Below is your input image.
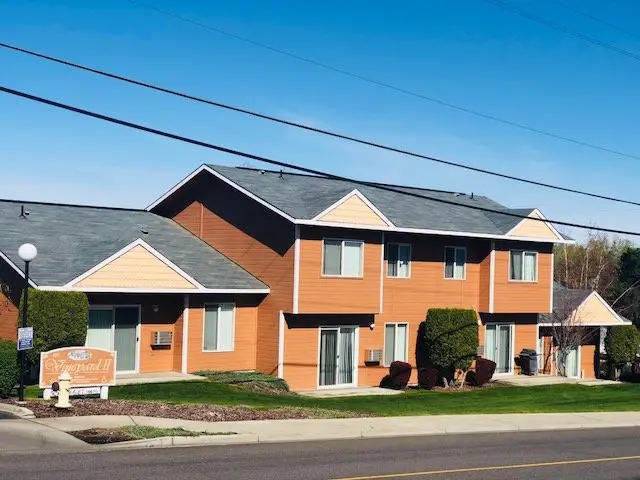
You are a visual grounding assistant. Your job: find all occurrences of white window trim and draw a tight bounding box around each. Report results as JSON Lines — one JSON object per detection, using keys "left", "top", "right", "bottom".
{"left": 484, "top": 322, "right": 515, "bottom": 376}
{"left": 316, "top": 326, "right": 359, "bottom": 390}
{"left": 444, "top": 246, "right": 467, "bottom": 280}
{"left": 202, "top": 302, "right": 236, "bottom": 353}
{"left": 508, "top": 250, "right": 539, "bottom": 283}
{"left": 383, "top": 322, "right": 409, "bottom": 366}
{"left": 386, "top": 243, "right": 412, "bottom": 279}
{"left": 321, "top": 238, "right": 365, "bottom": 278}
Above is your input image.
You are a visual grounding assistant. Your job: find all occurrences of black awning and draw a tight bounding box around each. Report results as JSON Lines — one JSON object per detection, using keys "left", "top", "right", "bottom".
{"left": 283, "top": 313, "right": 375, "bottom": 328}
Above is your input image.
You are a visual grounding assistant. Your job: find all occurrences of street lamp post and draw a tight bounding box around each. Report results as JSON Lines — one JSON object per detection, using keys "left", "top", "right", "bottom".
{"left": 17, "top": 243, "right": 37, "bottom": 402}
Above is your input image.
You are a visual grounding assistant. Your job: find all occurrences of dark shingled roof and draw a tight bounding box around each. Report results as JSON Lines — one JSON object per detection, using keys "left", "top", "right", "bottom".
{"left": 0, "top": 199, "right": 267, "bottom": 289}
{"left": 206, "top": 165, "right": 542, "bottom": 236}
{"left": 539, "top": 283, "right": 594, "bottom": 322}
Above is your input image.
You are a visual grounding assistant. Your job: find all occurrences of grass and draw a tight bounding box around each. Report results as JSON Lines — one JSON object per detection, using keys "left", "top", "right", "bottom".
{"left": 109, "top": 381, "right": 640, "bottom": 416}
{"left": 70, "top": 426, "right": 235, "bottom": 444}
{"left": 121, "top": 426, "right": 207, "bottom": 439}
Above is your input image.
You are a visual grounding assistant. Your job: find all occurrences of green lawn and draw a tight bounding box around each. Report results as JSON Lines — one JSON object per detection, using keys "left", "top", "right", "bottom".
{"left": 109, "top": 381, "right": 640, "bottom": 416}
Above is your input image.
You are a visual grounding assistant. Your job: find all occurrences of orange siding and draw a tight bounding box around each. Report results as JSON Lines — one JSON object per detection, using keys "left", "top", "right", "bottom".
{"left": 478, "top": 251, "right": 491, "bottom": 313}
{"left": 513, "top": 323, "right": 537, "bottom": 374}
{"left": 0, "top": 261, "right": 22, "bottom": 342}
{"left": 160, "top": 173, "right": 293, "bottom": 376}
{"left": 298, "top": 227, "right": 381, "bottom": 314}
{"left": 492, "top": 242, "right": 553, "bottom": 313}
{"left": 282, "top": 326, "right": 318, "bottom": 390}
{"left": 172, "top": 306, "right": 184, "bottom": 372}
{"left": 581, "top": 345, "right": 596, "bottom": 379}
{"left": 186, "top": 296, "right": 258, "bottom": 373}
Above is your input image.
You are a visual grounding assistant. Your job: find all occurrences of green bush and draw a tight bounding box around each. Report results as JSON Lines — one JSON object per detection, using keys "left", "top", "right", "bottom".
{"left": 0, "top": 340, "right": 19, "bottom": 397}
{"left": 605, "top": 326, "right": 640, "bottom": 379}
{"left": 19, "top": 289, "right": 89, "bottom": 364}
{"left": 424, "top": 308, "right": 479, "bottom": 385}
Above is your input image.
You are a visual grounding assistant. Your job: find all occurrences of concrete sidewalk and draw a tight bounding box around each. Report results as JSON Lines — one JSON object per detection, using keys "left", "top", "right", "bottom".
{"left": 0, "top": 419, "right": 87, "bottom": 453}
{"left": 31, "top": 411, "right": 640, "bottom": 447}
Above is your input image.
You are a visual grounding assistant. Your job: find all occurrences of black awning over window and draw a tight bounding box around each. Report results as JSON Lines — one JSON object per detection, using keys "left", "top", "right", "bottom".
{"left": 283, "top": 313, "right": 375, "bottom": 328}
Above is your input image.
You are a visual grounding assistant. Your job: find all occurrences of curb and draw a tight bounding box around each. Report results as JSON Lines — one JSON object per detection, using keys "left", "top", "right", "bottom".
{"left": 0, "top": 402, "right": 36, "bottom": 419}
{"left": 100, "top": 433, "right": 258, "bottom": 449}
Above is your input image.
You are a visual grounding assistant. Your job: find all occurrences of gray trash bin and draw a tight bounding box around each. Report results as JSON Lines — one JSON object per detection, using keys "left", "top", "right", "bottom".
{"left": 519, "top": 348, "right": 538, "bottom": 376}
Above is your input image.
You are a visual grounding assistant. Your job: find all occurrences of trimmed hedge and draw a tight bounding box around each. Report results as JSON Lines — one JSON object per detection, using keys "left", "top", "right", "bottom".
{"left": 379, "top": 361, "right": 412, "bottom": 390}
{"left": 194, "top": 370, "right": 289, "bottom": 391}
{"left": 417, "top": 365, "right": 439, "bottom": 389}
{"left": 467, "top": 357, "right": 496, "bottom": 387}
{"left": 0, "top": 340, "right": 19, "bottom": 397}
{"left": 424, "top": 308, "right": 479, "bottom": 379}
{"left": 19, "top": 289, "right": 89, "bottom": 364}
{"left": 605, "top": 326, "right": 640, "bottom": 374}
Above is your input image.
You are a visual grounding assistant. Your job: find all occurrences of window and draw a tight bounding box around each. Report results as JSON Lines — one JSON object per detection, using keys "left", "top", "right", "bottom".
{"left": 384, "top": 323, "right": 408, "bottom": 365}
{"left": 203, "top": 303, "right": 235, "bottom": 352}
{"left": 387, "top": 243, "right": 411, "bottom": 278}
{"left": 444, "top": 246, "right": 466, "bottom": 279}
{"left": 510, "top": 250, "right": 537, "bottom": 281}
{"left": 322, "top": 239, "right": 364, "bottom": 277}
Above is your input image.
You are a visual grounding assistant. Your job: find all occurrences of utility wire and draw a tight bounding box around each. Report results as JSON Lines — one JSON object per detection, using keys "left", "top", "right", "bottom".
{"left": 123, "top": 0, "right": 640, "bottom": 162}
{"left": 3, "top": 41, "right": 640, "bottom": 208}
{"left": 550, "top": 0, "right": 640, "bottom": 41}
{"left": 1, "top": 83, "right": 639, "bottom": 237}
{"left": 484, "top": 0, "right": 640, "bottom": 62}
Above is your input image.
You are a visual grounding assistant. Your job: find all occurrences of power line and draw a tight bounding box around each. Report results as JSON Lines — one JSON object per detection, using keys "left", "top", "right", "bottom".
{"left": 550, "top": 0, "right": 640, "bottom": 41}
{"left": 1, "top": 83, "right": 638, "bottom": 237}
{"left": 484, "top": 0, "right": 640, "bottom": 63}
{"left": 123, "top": 0, "right": 640, "bottom": 162}
{"left": 3, "top": 41, "right": 640, "bottom": 208}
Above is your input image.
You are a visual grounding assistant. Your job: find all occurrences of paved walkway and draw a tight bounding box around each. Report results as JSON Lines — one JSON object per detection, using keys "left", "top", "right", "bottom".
{"left": 0, "top": 419, "right": 86, "bottom": 452}
{"left": 299, "top": 387, "right": 404, "bottom": 397}
{"left": 495, "top": 375, "right": 619, "bottom": 387}
{"left": 115, "top": 372, "right": 205, "bottom": 386}
{"left": 31, "top": 412, "right": 640, "bottom": 446}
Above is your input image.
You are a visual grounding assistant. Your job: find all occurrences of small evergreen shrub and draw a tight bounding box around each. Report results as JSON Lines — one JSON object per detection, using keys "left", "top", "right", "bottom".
{"left": 379, "top": 361, "right": 412, "bottom": 390}
{"left": 605, "top": 326, "right": 640, "bottom": 380}
{"left": 417, "top": 365, "right": 439, "bottom": 389}
{"left": 19, "top": 290, "right": 89, "bottom": 364}
{"left": 0, "top": 340, "right": 18, "bottom": 397}
{"left": 467, "top": 357, "right": 496, "bottom": 386}
{"left": 424, "top": 308, "right": 479, "bottom": 385}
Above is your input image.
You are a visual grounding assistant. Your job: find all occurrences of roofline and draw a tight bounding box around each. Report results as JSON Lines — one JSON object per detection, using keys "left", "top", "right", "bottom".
{"left": 0, "top": 197, "right": 144, "bottom": 213}
{"left": 147, "top": 165, "right": 575, "bottom": 245}
{"left": 63, "top": 238, "right": 206, "bottom": 289}
{"left": 0, "top": 249, "right": 38, "bottom": 288}
{"left": 505, "top": 208, "right": 564, "bottom": 241}
{"left": 37, "top": 286, "right": 270, "bottom": 294}
{"left": 549, "top": 290, "right": 630, "bottom": 325}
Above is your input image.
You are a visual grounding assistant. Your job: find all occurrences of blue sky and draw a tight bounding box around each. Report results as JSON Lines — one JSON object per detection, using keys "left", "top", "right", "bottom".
{"left": 2, "top": 0, "right": 640, "bottom": 242}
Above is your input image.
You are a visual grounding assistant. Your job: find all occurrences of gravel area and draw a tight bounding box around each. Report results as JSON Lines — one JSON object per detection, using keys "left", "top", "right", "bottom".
{"left": 1, "top": 399, "right": 359, "bottom": 421}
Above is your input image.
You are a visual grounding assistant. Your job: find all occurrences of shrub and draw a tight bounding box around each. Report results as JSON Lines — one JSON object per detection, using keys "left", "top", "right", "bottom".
{"left": 415, "top": 322, "right": 428, "bottom": 368}
{"left": 194, "top": 370, "right": 289, "bottom": 391}
{"left": 424, "top": 308, "right": 479, "bottom": 386}
{"left": 417, "top": 365, "right": 439, "bottom": 389}
{"left": 0, "top": 340, "right": 19, "bottom": 397}
{"left": 605, "top": 326, "right": 640, "bottom": 380}
{"left": 467, "top": 357, "right": 496, "bottom": 386}
{"left": 379, "top": 361, "right": 412, "bottom": 390}
{"left": 20, "top": 290, "right": 89, "bottom": 364}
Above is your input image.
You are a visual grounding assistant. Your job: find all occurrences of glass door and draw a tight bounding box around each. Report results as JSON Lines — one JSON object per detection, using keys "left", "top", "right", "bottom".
{"left": 114, "top": 307, "right": 139, "bottom": 373}
{"left": 559, "top": 346, "right": 579, "bottom": 378}
{"left": 485, "top": 324, "right": 513, "bottom": 374}
{"left": 319, "top": 327, "right": 356, "bottom": 387}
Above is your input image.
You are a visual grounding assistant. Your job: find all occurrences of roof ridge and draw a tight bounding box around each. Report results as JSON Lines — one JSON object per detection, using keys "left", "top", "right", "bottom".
{"left": 0, "top": 197, "right": 145, "bottom": 213}
{"left": 210, "top": 163, "right": 482, "bottom": 198}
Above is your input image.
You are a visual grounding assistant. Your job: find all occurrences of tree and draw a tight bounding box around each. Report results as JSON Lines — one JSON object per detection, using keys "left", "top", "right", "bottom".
{"left": 610, "top": 248, "right": 640, "bottom": 325}
{"left": 423, "top": 308, "right": 478, "bottom": 388}
{"left": 545, "top": 286, "right": 597, "bottom": 377}
{"left": 554, "top": 231, "right": 628, "bottom": 304}
{"left": 19, "top": 289, "right": 89, "bottom": 365}
{"left": 605, "top": 326, "right": 640, "bottom": 380}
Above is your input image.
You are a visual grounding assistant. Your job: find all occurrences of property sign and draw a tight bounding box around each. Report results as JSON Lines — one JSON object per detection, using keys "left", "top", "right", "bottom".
{"left": 39, "top": 347, "right": 117, "bottom": 388}
{"left": 17, "top": 327, "right": 33, "bottom": 351}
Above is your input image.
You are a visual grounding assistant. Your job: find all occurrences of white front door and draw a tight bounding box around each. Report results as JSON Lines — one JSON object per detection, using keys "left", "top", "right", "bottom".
{"left": 319, "top": 327, "right": 357, "bottom": 387}
{"left": 485, "top": 324, "right": 513, "bottom": 374}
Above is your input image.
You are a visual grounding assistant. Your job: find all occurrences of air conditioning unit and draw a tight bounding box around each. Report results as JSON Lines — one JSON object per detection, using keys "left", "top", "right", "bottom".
{"left": 152, "top": 331, "right": 172, "bottom": 346}
{"left": 366, "top": 349, "right": 383, "bottom": 363}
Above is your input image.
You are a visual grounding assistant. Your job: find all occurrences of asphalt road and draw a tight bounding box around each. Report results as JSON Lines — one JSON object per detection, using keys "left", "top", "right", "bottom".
{"left": 1, "top": 427, "right": 639, "bottom": 479}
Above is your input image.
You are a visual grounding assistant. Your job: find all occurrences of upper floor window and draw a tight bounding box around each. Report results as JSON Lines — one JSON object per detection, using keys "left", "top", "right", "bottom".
{"left": 510, "top": 250, "right": 537, "bottom": 282}
{"left": 203, "top": 303, "right": 235, "bottom": 352}
{"left": 322, "top": 239, "right": 364, "bottom": 277}
{"left": 387, "top": 243, "right": 411, "bottom": 278}
{"left": 444, "top": 246, "right": 466, "bottom": 280}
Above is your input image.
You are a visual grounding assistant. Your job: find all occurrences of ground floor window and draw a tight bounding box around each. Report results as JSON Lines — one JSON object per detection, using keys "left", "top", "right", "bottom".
{"left": 384, "top": 323, "right": 408, "bottom": 365}
{"left": 484, "top": 323, "right": 513, "bottom": 374}
{"left": 203, "top": 303, "right": 235, "bottom": 352}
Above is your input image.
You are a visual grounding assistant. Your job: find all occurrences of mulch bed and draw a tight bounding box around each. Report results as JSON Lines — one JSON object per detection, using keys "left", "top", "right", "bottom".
{"left": 1, "top": 399, "right": 357, "bottom": 421}
{"left": 70, "top": 428, "right": 137, "bottom": 444}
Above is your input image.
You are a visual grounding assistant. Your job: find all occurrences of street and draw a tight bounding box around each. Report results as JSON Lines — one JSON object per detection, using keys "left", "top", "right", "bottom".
{"left": 0, "top": 427, "right": 639, "bottom": 479}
